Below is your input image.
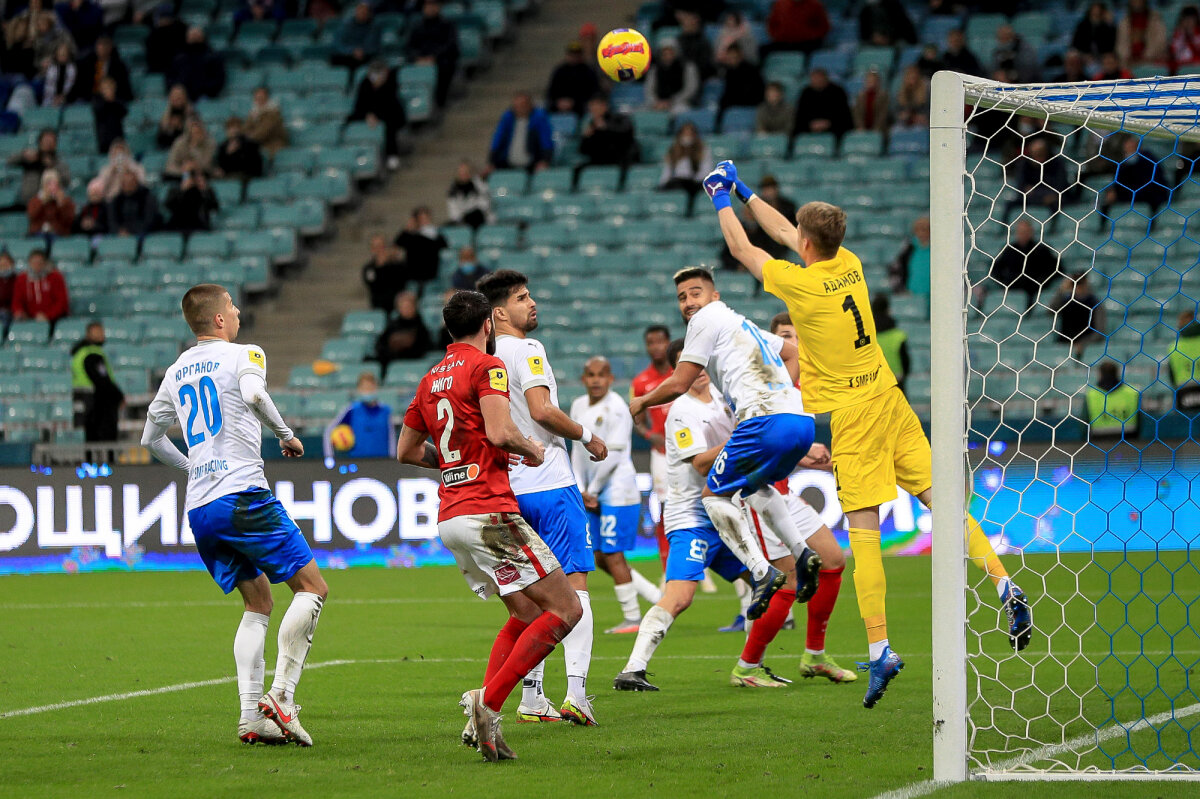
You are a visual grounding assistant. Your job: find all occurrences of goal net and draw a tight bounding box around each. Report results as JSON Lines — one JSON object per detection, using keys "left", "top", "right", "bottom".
{"left": 929, "top": 72, "right": 1200, "bottom": 782}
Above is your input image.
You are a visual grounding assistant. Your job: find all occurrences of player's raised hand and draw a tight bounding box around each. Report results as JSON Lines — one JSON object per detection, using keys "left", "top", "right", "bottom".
{"left": 717, "top": 159, "right": 755, "bottom": 202}
{"left": 702, "top": 165, "right": 734, "bottom": 211}
{"left": 281, "top": 436, "right": 304, "bottom": 458}
{"left": 585, "top": 434, "right": 608, "bottom": 462}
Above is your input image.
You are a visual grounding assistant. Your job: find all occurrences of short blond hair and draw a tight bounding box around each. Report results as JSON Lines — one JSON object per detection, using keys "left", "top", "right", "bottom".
{"left": 181, "top": 283, "right": 228, "bottom": 335}
{"left": 795, "top": 201, "right": 846, "bottom": 259}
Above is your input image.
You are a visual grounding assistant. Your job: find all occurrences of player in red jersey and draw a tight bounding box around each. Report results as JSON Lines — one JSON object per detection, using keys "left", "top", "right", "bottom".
{"left": 396, "top": 290, "right": 583, "bottom": 763}
{"left": 630, "top": 325, "right": 674, "bottom": 570}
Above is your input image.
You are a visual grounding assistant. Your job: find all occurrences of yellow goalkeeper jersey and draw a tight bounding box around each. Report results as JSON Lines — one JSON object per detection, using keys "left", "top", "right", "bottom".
{"left": 762, "top": 247, "right": 897, "bottom": 413}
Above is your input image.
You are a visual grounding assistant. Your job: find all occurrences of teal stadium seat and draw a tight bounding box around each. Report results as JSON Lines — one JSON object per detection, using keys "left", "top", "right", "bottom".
{"left": 94, "top": 237, "right": 140, "bottom": 262}
{"left": 142, "top": 233, "right": 185, "bottom": 259}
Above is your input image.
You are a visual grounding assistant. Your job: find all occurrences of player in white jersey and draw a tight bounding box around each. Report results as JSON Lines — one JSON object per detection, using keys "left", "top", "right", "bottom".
{"left": 569, "top": 357, "right": 663, "bottom": 634}
{"left": 478, "top": 269, "right": 608, "bottom": 727}
{"left": 629, "top": 268, "right": 822, "bottom": 621}
{"left": 140, "top": 284, "right": 328, "bottom": 747}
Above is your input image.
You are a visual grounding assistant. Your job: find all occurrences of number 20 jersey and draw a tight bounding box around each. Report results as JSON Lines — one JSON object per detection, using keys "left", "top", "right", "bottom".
{"left": 148, "top": 339, "right": 273, "bottom": 512}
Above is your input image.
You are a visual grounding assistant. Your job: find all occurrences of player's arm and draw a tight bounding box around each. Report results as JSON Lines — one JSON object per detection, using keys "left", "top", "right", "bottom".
{"left": 239, "top": 372, "right": 302, "bottom": 457}
{"left": 526, "top": 386, "right": 606, "bottom": 462}
{"left": 717, "top": 204, "right": 772, "bottom": 282}
{"left": 687, "top": 440, "right": 728, "bottom": 475}
{"left": 743, "top": 194, "right": 802, "bottom": 258}
{"left": 628, "top": 360, "right": 703, "bottom": 419}
{"left": 396, "top": 424, "right": 440, "bottom": 469}
{"left": 140, "top": 385, "right": 188, "bottom": 471}
{"left": 482, "top": 394, "right": 545, "bottom": 466}
{"left": 780, "top": 338, "right": 800, "bottom": 384}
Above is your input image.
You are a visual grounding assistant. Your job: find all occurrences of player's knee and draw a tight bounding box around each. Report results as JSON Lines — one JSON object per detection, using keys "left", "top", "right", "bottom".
{"left": 823, "top": 547, "right": 846, "bottom": 571}
{"left": 558, "top": 591, "right": 584, "bottom": 627}
{"left": 244, "top": 596, "right": 273, "bottom": 615}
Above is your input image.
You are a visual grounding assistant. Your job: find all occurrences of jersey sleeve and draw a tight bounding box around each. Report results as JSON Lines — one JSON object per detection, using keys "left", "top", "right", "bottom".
{"left": 666, "top": 407, "right": 707, "bottom": 462}
{"left": 402, "top": 393, "right": 427, "bottom": 433}
{"left": 761, "top": 258, "right": 798, "bottom": 299}
{"left": 679, "top": 309, "right": 716, "bottom": 368}
{"left": 762, "top": 328, "right": 786, "bottom": 355}
{"left": 146, "top": 380, "right": 176, "bottom": 427}
{"left": 607, "top": 395, "right": 633, "bottom": 451}
{"left": 513, "top": 340, "right": 551, "bottom": 391}
{"left": 475, "top": 355, "right": 510, "bottom": 400}
{"left": 236, "top": 345, "right": 268, "bottom": 380}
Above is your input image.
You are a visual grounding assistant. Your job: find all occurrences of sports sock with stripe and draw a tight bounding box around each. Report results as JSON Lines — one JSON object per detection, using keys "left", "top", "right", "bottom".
{"left": 740, "top": 588, "right": 795, "bottom": 666}
{"left": 234, "top": 610, "right": 269, "bottom": 723}
{"left": 702, "top": 495, "right": 769, "bottom": 580}
{"left": 485, "top": 616, "right": 529, "bottom": 684}
{"left": 623, "top": 604, "right": 674, "bottom": 673}
{"left": 270, "top": 591, "right": 323, "bottom": 704}
{"left": 484, "top": 612, "right": 571, "bottom": 713}
{"left": 613, "top": 582, "right": 640, "bottom": 621}
{"left": 521, "top": 660, "right": 546, "bottom": 706}
{"left": 745, "top": 487, "right": 806, "bottom": 553}
{"left": 563, "top": 589, "right": 593, "bottom": 700}
{"left": 806, "top": 566, "right": 843, "bottom": 652}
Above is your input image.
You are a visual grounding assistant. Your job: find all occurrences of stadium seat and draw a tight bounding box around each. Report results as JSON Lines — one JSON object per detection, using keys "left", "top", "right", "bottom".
{"left": 644, "top": 190, "right": 690, "bottom": 217}
{"left": 51, "top": 236, "right": 91, "bottom": 264}
{"left": 476, "top": 225, "right": 520, "bottom": 250}
{"left": 853, "top": 46, "right": 895, "bottom": 77}
{"left": 624, "top": 164, "right": 662, "bottom": 193}
{"left": 321, "top": 338, "right": 369, "bottom": 362}
{"left": 341, "top": 310, "right": 387, "bottom": 337}
{"left": 631, "top": 110, "right": 671, "bottom": 137}
{"left": 142, "top": 233, "right": 185, "bottom": 260}
{"left": 841, "top": 130, "right": 883, "bottom": 157}
{"left": 577, "top": 165, "right": 622, "bottom": 195}
{"left": 748, "top": 134, "right": 789, "bottom": 160}
{"left": 94, "top": 237, "right": 140, "bottom": 262}
{"left": 719, "top": 107, "right": 756, "bottom": 134}
{"left": 673, "top": 108, "right": 717, "bottom": 135}
{"left": 488, "top": 169, "right": 528, "bottom": 198}
{"left": 529, "top": 168, "right": 574, "bottom": 197}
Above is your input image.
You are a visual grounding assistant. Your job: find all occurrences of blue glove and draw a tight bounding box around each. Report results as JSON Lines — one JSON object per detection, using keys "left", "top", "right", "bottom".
{"left": 717, "top": 159, "right": 755, "bottom": 203}
{"left": 703, "top": 164, "right": 734, "bottom": 211}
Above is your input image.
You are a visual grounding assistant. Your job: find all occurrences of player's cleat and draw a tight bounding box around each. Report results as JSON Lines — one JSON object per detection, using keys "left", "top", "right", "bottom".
{"left": 238, "top": 715, "right": 287, "bottom": 745}
{"left": 462, "top": 700, "right": 515, "bottom": 759}
{"left": 782, "top": 617, "right": 796, "bottom": 630}
{"left": 492, "top": 720, "right": 518, "bottom": 761}
{"left": 461, "top": 715, "right": 476, "bottom": 748}
{"left": 746, "top": 564, "right": 787, "bottom": 620}
{"left": 605, "top": 618, "right": 642, "bottom": 634}
{"left": 718, "top": 614, "right": 745, "bottom": 632}
{"left": 799, "top": 652, "right": 858, "bottom": 683}
{"left": 516, "top": 696, "right": 564, "bottom": 723}
{"left": 730, "top": 664, "right": 790, "bottom": 688}
{"left": 560, "top": 695, "right": 599, "bottom": 726}
{"left": 793, "top": 547, "right": 823, "bottom": 604}
{"left": 460, "top": 689, "right": 500, "bottom": 762}
{"left": 857, "top": 646, "right": 905, "bottom": 709}
{"left": 1002, "top": 583, "right": 1033, "bottom": 651}
{"left": 613, "top": 670, "right": 659, "bottom": 692}
{"left": 258, "top": 691, "right": 313, "bottom": 746}
{"left": 762, "top": 664, "right": 793, "bottom": 685}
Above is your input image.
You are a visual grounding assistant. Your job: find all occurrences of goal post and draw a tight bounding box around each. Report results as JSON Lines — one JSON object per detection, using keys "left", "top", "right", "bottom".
{"left": 929, "top": 71, "right": 1200, "bottom": 782}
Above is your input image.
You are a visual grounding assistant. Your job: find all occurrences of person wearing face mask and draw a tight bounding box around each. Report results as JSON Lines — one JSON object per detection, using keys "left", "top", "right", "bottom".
{"left": 348, "top": 60, "right": 408, "bottom": 170}
{"left": 322, "top": 372, "right": 395, "bottom": 461}
{"left": 71, "top": 320, "right": 124, "bottom": 442}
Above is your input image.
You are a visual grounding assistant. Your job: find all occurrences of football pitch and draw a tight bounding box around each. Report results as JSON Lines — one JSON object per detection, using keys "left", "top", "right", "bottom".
{"left": 0, "top": 554, "right": 1193, "bottom": 798}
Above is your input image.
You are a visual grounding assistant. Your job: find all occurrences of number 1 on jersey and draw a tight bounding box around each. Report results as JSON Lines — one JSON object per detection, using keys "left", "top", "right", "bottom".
{"left": 841, "top": 295, "right": 872, "bottom": 349}
{"left": 436, "top": 398, "right": 461, "bottom": 463}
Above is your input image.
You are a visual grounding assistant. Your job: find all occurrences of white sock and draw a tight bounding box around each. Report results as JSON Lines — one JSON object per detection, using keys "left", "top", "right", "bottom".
{"left": 269, "top": 592, "right": 323, "bottom": 704}
{"left": 521, "top": 661, "right": 546, "bottom": 706}
{"left": 995, "top": 577, "right": 1011, "bottom": 600}
{"left": 613, "top": 582, "right": 640, "bottom": 621}
{"left": 234, "top": 611, "right": 269, "bottom": 722}
{"left": 785, "top": 608, "right": 795, "bottom": 623}
{"left": 806, "top": 648, "right": 824, "bottom": 656}
{"left": 629, "top": 568, "right": 662, "bottom": 604}
{"left": 702, "top": 495, "right": 769, "bottom": 580}
{"left": 623, "top": 605, "right": 674, "bottom": 672}
{"left": 868, "top": 638, "right": 889, "bottom": 661}
{"left": 738, "top": 578, "right": 752, "bottom": 616}
{"left": 746, "top": 487, "right": 806, "bottom": 555}
{"left": 736, "top": 658, "right": 759, "bottom": 670}
{"left": 563, "top": 589, "right": 593, "bottom": 700}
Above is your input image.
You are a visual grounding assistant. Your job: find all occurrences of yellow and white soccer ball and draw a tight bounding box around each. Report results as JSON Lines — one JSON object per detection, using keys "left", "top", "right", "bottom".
{"left": 597, "top": 28, "right": 651, "bottom": 82}
{"left": 330, "top": 424, "right": 355, "bottom": 452}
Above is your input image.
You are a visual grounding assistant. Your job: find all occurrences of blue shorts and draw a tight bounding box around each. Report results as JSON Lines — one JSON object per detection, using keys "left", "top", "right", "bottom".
{"left": 517, "top": 486, "right": 594, "bottom": 574}
{"left": 187, "top": 488, "right": 314, "bottom": 594}
{"left": 664, "top": 525, "right": 747, "bottom": 583}
{"left": 706, "top": 413, "right": 815, "bottom": 497}
{"left": 586, "top": 503, "right": 640, "bottom": 554}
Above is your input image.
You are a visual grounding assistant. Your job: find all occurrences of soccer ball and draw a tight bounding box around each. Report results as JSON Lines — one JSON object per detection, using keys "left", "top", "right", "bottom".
{"left": 597, "top": 28, "right": 651, "bottom": 82}
{"left": 330, "top": 424, "right": 355, "bottom": 452}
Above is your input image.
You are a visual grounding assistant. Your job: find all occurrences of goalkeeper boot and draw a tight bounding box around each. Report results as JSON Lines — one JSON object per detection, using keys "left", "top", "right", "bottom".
{"left": 730, "top": 664, "right": 789, "bottom": 688}
{"left": 560, "top": 695, "right": 599, "bottom": 726}
{"left": 1002, "top": 583, "right": 1034, "bottom": 652}
{"left": 258, "top": 691, "right": 313, "bottom": 746}
{"left": 799, "top": 652, "right": 858, "bottom": 683}
{"left": 516, "top": 695, "right": 563, "bottom": 723}
{"left": 239, "top": 715, "right": 286, "bottom": 745}
{"left": 793, "top": 547, "right": 823, "bottom": 604}
{"left": 857, "top": 646, "right": 904, "bottom": 709}
{"left": 613, "top": 670, "right": 659, "bottom": 692}
{"left": 746, "top": 564, "right": 787, "bottom": 621}
{"left": 460, "top": 689, "right": 500, "bottom": 762}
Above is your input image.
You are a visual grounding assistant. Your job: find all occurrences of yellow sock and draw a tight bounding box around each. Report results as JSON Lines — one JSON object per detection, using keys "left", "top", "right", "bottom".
{"left": 966, "top": 514, "right": 1009, "bottom": 586}
{"left": 848, "top": 527, "right": 887, "bottom": 641}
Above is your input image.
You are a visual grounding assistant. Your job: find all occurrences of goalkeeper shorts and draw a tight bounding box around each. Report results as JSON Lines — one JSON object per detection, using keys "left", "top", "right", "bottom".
{"left": 829, "top": 386, "right": 932, "bottom": 513}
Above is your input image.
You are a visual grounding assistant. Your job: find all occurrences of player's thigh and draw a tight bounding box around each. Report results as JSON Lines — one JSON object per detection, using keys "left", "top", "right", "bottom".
{"left": 805, "top": 525, "right": 845, "bottom": 570}
{"left": 438, "top": 512, "right": 562, "bottom": 600}
{"left": 517, "top": 487, "right": 594, "bottom": 575}
{"left": 585, "top": 509, "right": 603, "bottom": 552}
{"left": 745, "top": 506, "right": 790, "bottom": 562}
{"left": 707, "top": 414, "right": 815, "bottom": 497}
{"left": 892, "top": 397, "right": 933, "bottom": 498}
{"left": 187, "top": 497, "right": 261, "bottom": 594}
{"left": 231, "top": 489, "right": 315, "bottom": 588}
{"left": 830, "top": 400, "right": 898, "bottom": 513}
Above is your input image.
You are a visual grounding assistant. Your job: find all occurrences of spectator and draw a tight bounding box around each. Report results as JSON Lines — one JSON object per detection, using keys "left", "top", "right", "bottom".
{"left": 166, "top": 27, "right": 226, "bottom": 100}
{"left": 54, "top": 0, "right": 104, "bottom": 52}
{"left": 332, "top": 2, "right": 381, "bottom": 71}
{"left": 214, "top": 117, "right": 264, "bottom": 180}
{"left": 853, "top": 68, "right": 890, "bottom": 133}
{"left": 0, "top": 252, "right": 15, "bottom": 336}
{"left": 578, "top": 93, "right": 638, "bottom": 168}
{"left": 1005, "top": 138, "right": 1072, "bottom": 219}
{"left": 942, "top": 28, "right": 984, "bottom": 77}
{"left": 8, "top": 129, "right": 71, "bottom": 206}
{"left": 1093, "top": 51, "right": 1133, "bottom": 80}
{"left": 374, "top": 291, "right": 433, "bottom": 374}
{"left": 106, "top": 169, "right": 160, "bottom": 237}
{"left": 1072, "top": 2, "right": 1118, "bottom": 59}
{"left": 644, "top": 38, "right": 700, "bottom": 113}
{"left": 31, "top": 12, "right": 74, "bottom": 73}
{"left": 793, "top": 67, "right": 853, "bottom": 138}
{"left": 11, "top": 250, "right": 69, "bottom": 330}
{"left": 92, "top": 76, "right": 127, "bottom": 154}
{"left": 450, "top": 245, "right": 490, "bottom": 290}
{"left": 164, "top": 163, "right": 219, "bottom": 233}
{"left": 992, "top": 24, "right": 1041, "bottom": 83}
{"left": 1170, "top": 6, "right": 1200, "bottom": 70}
{"left": 547, "top": 40, "right": 601, "bottom": 116}
{"left": 659, "top": 120, "right": 712, "bottom": 194}
{"left": 393, "top": 206, "right": 446, "bottom": 295}
{"left": 165, "top": 117, "right": 216, "bottom": 179}
{"left": 715, "top": 11, "right": 758, "bottom": 66}
{"left": 986, "top": 218, "right": 1062, "bottom": 308}
{"left": 145, "top": 3, "right": 188, "bottom": 75}
{"left": 348, "top": 60, "right": 408, "bottom": 170}
{"left": 718, "top": 43, "right": 765, "bottom": 118}
{"left": 71, "top": 35, "right": 133, "bottom": 103}
{"left": 1055, "top": 49, "right": 1089, "bottom": 82}
{"left": 859, "top": 0, "right": 916, "bottom": 46}
{"left": 1050, "top": 272, "right": 1105, "bottom": 357}
{"left": 1117, "top": 0, "right": 1168, "bottom": 67}
{"left": 872, "top": 295, "right": 910, "bottom": 393}
{"left": 405, "top": 0, "right": 459, "bottom": 108}
{"left": 1102, "top": 135, "right": 1170, "bottom": 219}
{"left": 677, "top": 10, "right": 715, "bottom": 79}
{"left": 756, "top": 81, "right": 795, "bottom": 135}
{"left": 156, "top": 84, "right": 193, "bottom": 149}
{"left": 362, "top": 233, "right": 407, "bottom": 312}
{"left": 1087, "top": 361, "right": 1140, "bottom": 438}
{"left": 3, "top": 0, "right": 60, "bottom": 77}
{"left": 40, "top": 41, "right": 76, "bottom": 107}
{"left": 95, "top": 139, "right": 145, "bottom": 199}
{"left": 765, "top": 0, "right": 830, "bottom": 55}
{"left": 576, "top": 21, "right": 603, "bottom": 82}
{"left": 27, "top": 169, "right": 75, "bottom": 237}
{"left": 487, "top": 91, "right": 554, "bottom": 172}
{"left": 72, "top": 178, "right": 108, "bottom": 238}
{"left": 70, "top": 321, "right": 124, "bottom": 442}
{"left": 893, "top": 64, "right": 930, "bottom": 128}
{"left": 887, "top": 216, "right": 931, "bottom": 296}
{"left": 323, "top": 372, "right": 395, "bottom": 460}
{"left": 1167, "top": 310, "right": 1200, "bottom": 411}
{"left": 446, "top": 160, "right": 493, "bottom": 229}
{"left": 915, "top": 44, "right": 944, "bottom": 78}
{"left": 245, "top": 86, "right": 289, "bottom": 156}
{"left": 234, "top": 0, "right": 287, "bottom": 24}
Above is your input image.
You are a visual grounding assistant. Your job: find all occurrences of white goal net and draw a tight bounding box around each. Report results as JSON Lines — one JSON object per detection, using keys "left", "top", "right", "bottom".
{"left": 930, "top": 72, "right": 1200, "bottom": 782}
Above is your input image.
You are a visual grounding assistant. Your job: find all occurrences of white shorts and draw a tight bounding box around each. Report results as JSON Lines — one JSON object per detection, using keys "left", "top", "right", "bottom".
{"left": 746, "top": 494, "right": 826, "bottom": 562}
{"left": 650, "top": 448, "right": 668, "bottom": 502}
{"left": 439, "top": 512, "right": 561, "bottom": 600}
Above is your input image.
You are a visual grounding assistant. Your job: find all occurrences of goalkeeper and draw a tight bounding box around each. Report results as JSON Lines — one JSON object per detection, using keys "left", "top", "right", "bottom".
{"left": 700, "top": 161, "right": 1034, "bottom": 710}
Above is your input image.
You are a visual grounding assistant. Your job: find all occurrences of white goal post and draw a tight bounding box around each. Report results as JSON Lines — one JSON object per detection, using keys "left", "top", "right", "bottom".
{"left": 930, "top": 71, "right": 1200, "bottom": 783}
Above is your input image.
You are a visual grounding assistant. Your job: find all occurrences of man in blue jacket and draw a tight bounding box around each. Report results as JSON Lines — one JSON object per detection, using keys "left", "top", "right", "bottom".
{"left": 488, "top": 92, "right": 555, "bottom": 173}
{"left": 323, "top": 372, "right": 395, "bottom": 461}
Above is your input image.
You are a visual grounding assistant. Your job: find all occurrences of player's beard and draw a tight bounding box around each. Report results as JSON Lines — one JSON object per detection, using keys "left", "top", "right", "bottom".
{"left": 523, "top": 315, "right": 539, "bottom": 333}
{"left": 486, "top": 328, "right": 496, "bottom": 355}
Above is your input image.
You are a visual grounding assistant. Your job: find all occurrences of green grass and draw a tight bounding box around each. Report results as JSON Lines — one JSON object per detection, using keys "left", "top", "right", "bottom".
{"left": 0, "top": 555, "right": 1195, "bottom": 798}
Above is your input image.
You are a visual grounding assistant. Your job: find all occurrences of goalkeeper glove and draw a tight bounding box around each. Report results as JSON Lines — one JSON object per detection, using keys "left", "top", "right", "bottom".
{"left": 702, "top": 164, "right": 734, "bottom": 210}
{"left": 716, "top": 159, "right": 755, "bottom": 203}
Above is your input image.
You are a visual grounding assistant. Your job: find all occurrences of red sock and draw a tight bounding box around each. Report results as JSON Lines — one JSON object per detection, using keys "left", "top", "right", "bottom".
{"left": 484, "top": 616, "right": 529, "bottom": 683}
{"left": 483, "top": 611, "right": 570, "bottom": 711}
{"left": 806, "top": 567, "right": 843, "bottom": 651}
{"left": 740, "top": 588, "right": 795, "bottom": 665}
{"left": 655, "top": 518, "right": 669, "bottom": 572}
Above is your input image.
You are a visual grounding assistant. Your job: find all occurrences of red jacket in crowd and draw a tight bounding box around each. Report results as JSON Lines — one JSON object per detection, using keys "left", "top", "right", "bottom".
{"left": 768, "top": 0, "right": 831, "bottom": 45}
{"left": 11, "top": 268, "right": 70, "bottom": 322}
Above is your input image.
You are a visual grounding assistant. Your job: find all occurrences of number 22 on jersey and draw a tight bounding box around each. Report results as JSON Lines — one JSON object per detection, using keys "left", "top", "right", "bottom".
{"left": 179, "top": 376, "right": 223, "bottom": 446}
